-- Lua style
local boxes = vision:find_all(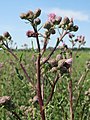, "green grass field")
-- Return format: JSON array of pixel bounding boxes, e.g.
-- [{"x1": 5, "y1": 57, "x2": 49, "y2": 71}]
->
[{"x1": 0, "y1": 49, "x2": 90, "y2": 120}]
